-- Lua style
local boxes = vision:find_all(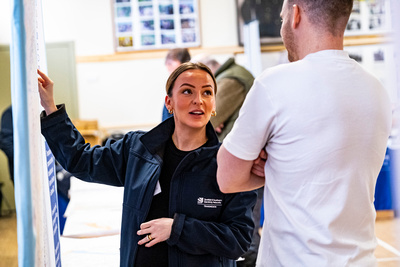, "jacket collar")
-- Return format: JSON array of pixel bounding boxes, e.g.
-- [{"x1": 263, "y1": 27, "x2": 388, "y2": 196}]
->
[{"x1": 140, "y1": 117, "x2": 220, "y2": 156}]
